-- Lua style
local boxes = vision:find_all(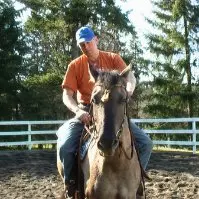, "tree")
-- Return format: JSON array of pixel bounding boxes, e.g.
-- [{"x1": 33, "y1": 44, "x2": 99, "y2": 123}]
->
[
  {"x1": 14, "y1": 0, "x2": 137, "y2": 119},
  {"x1": 20, "y1": 72, "x2": 68, "y2": 120},
  {"x1": 120, "y1": 34, "x2": 152, "y2": 118},
  {"x1": 0, "y1": 0, "x2": 27, "y2": 120},
  {"x1": 145, "y1": 0, "x2": 199, "y2": 118},
  {"x1": 18, "y1": 0, "x2": 135, "y2": 62}
]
